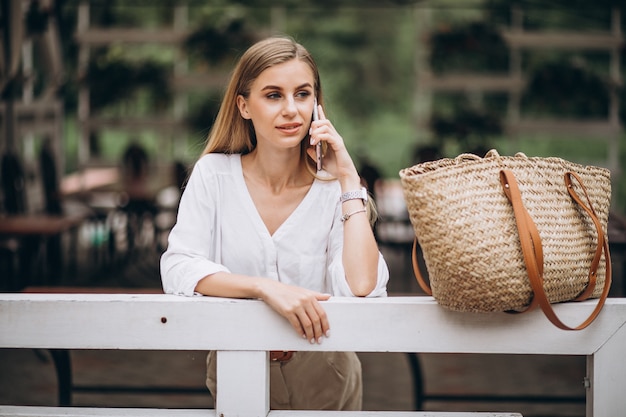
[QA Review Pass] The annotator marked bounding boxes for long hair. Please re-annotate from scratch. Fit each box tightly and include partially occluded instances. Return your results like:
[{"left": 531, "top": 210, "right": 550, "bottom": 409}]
[
  {"left": 201, "top": 36, "right": 322, "bottom": 159},
  {"left": 200, "top": 36, "right": 377, "bottom": 225}
]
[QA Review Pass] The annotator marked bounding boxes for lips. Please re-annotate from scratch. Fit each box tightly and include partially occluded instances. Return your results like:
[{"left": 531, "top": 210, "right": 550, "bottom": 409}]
[{"left": 277, "top": 123, "right": 302, "bottom": 134}]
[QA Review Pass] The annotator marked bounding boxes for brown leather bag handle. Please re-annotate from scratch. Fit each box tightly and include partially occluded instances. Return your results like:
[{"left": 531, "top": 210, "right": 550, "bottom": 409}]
[
  {"left": 499, "top": 169, "right": 611, "bottom": 330},
  {"left": 412, "top": 238, "right": 432, "bottom": 296}
]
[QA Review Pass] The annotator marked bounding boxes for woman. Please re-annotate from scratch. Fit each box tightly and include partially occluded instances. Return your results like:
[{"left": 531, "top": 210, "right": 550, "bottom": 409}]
[{"left": 160, "top": 36, "right": 389, "bottom": 410}]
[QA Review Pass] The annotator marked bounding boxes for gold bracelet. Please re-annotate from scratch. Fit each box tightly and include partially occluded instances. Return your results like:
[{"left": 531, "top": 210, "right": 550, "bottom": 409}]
[{"left": 341, "top": 208, "right": 367, "bottom": 223}]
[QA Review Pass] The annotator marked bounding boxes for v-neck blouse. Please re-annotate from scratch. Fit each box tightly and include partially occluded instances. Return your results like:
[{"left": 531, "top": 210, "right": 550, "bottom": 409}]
[{"left": 160, "top": 153, "right": 389, "bottom": 297}]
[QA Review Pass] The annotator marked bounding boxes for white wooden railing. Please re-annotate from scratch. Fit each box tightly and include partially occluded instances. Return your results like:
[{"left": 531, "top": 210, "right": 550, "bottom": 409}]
[{"left": 1, "top": 294, "right": 626, "bottom": 417}]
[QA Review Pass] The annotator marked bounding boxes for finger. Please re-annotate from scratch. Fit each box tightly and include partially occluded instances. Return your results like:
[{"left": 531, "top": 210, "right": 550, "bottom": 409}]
[
  {"left": 297, "top": 310, "right": 315, "bottom": 343},
  {"left": 303, "top": 297, "right": 330, "bottom": 343},
  {"left": 303, "top": 304, "right": 324, "bottom": 343},
  {"left": 309, "top": 123, "right": 325, "bottom": 145},
  {"left": 285, "top": 313, "right": 307, "bottom": 339},
  {"left": 301, "top": 296, "right": 327, "bottom": 343},
  {"left": 313, "top": 293, "right": 331, "bottom": 337},
  {"left": 311, "top": 302, "right": 330, "bottom": 341},
  {"left": 315, "top": 293, "right": 332, "bottom": 301},
  {"left": 318, "top": 104, "right": 326, "bottom": 120}
]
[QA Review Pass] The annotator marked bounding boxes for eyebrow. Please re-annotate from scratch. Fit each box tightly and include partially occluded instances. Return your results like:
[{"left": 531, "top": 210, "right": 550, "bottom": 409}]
[{"left": 261, "top": 83, "right": 313, "bottom": 92}]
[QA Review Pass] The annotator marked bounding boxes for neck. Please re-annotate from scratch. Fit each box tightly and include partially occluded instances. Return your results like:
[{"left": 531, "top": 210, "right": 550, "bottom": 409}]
[{"left": 242, "top": 148, "right": 311, "bottom": 194}]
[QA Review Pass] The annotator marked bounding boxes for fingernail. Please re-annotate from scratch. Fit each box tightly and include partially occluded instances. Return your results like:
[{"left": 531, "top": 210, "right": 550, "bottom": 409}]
[
  {"left": 309, "top": 136, "right": 314, "bottom": 145},
  {"left": 317, "top": 337, "right": 323, "bottom": 345},
  {"left": 310, "top": 338, "right": 316, "bottom": 344},
  {"left": 302, "top": 334, "right": 307, "bottom": 339},
  {"left": 325, "top": 330, "right": 331, "bottom": 338}
]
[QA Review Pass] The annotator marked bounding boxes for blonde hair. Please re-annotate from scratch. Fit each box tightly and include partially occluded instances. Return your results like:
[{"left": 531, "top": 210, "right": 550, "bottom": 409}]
[
  {"left": 201, "top": 36, "right": 322, "bottom": 161},
  {"left": 201, "top": 36, "right": 377, "bottom": 225}
]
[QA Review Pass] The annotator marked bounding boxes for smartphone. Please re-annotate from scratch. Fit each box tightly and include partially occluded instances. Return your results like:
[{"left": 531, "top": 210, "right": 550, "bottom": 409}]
[{"left": 313, "top": 98, "right": 322, "bottom": 171}]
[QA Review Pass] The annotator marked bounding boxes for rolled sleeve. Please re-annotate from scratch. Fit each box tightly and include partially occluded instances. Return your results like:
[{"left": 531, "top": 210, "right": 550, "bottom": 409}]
[
  {"left": 161, "top": 251, "right": 230, "bottom": 296},
  {"left": 160, "top": 156, "right": 231, "bottom": 296}
]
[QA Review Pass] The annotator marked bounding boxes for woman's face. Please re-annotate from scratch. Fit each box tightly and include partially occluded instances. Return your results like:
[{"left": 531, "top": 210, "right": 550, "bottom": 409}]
[{"left": 237, "top": 59, "right": 316, "bottom": 152}]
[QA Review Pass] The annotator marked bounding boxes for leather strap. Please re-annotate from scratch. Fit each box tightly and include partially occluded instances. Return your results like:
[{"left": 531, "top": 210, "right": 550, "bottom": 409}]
[
  {"left": 270, "top": 351, "right": 295, "bottom": 362},
  {"left": 499, "top": 169, "right": 611, "bottom": 330},
  {"left": 412, "top": 238, "right": 432, "bottom": 296}
]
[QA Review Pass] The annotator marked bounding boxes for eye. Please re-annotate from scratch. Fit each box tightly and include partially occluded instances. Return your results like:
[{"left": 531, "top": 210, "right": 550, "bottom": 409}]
[
  {"left": 266, "top": 92, "right": 281, "bottom": 99},
  {"left": 296, "top": 90, "right": 312, "bottom": 99}
]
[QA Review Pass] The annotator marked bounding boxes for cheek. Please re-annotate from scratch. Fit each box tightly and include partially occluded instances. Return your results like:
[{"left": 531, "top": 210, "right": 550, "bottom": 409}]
[{"left": 251, "top": 105, "right": 281, "bottom": 125}]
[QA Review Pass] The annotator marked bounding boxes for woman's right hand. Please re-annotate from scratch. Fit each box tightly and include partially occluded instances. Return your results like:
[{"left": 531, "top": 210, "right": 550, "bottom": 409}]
[
  {"left": 257, "top": 280, "right": 331, "bottom": 344},
  {"left": 194, "top": 272, "right": 331, "bottom": 344}
]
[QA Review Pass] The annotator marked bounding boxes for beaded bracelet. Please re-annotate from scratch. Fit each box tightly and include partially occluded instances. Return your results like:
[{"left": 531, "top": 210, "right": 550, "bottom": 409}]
[{"left": 341, "top": 208, "right": 367, "bottom": 223}]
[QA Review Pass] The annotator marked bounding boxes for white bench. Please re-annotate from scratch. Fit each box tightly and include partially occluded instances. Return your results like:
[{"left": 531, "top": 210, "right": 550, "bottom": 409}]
[{"left": 1, "top": 294, "right": 625, "bottom": 417}]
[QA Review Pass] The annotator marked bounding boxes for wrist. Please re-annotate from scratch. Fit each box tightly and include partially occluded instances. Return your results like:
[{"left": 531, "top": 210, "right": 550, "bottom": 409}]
[
  {"left": 340, "top": 187, "right": 368, "bottom": 206},
  {"left": 338, "top": 172, "right": 362, "bottom": 191},
  {"left": 251, "top": 276, "right": 271, "bottom": 300}
]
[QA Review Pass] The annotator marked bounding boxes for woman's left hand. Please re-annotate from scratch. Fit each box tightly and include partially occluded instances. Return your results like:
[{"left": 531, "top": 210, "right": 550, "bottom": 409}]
[{"left": 307, "top": 105, "right": 359, "bottom": 181}]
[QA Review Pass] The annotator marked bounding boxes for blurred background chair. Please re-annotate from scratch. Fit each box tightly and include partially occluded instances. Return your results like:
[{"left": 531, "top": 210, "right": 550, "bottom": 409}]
[{"left": 1, "top": 151, "right": 30, "bottom": 291}]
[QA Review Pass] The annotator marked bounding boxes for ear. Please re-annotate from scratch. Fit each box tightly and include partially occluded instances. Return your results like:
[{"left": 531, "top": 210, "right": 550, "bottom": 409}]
[{"left": 236, "top": 95, "right": 251, "bottom": 120}]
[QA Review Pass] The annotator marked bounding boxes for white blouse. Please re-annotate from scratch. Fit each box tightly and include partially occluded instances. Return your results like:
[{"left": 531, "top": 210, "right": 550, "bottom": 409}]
[{"left": 160, "top": 153, "right": 389, "bottom": 297}]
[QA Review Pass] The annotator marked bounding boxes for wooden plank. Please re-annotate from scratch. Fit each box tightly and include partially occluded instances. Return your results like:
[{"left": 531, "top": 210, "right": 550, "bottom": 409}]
[
  {"left": 0, "top": 100, "right": 63, "bottom": 115},
  {"left": 502, "top": 31, "right": 623, "bottom": 50},
  {"left": 2, "top": 294, "right": 624, "bottom": 416},
  {"left": 507, "top": 119, "right": 621, "bottom": 137},
  {"left": 0, "top": 407, "right": 212, "bottom": 416},
  {"left": 418, "top": 73, "right": 525, "bottom": 92},
  {"left": 86, "top": 117, "right": 188, "bottom": 132},
  {"left": 0, "top": 406, "right": 522, "bottom": 417},
  {"left": 1, "top": 294, "right": 626, "bottom": 355},
  {"left": 0, "top": 213, "right": 86, "bottom": 236},
  {"left": 271, "top": 413, "right": 522, "bottom": 417},
  {"left": 170, "top": 73, "right": 229, "bottom": 91},
  {"left": 586, "top": 321, "right": 626, "bottom": 416},
  {"left": 75, "top": 29, "right": 189, "bottom": 45},
  {"left": 15, "top": 121, "right": 61, "bottom": 136},
  {"left": 216, "top": 351, "right": 269, "bottom": 417}
]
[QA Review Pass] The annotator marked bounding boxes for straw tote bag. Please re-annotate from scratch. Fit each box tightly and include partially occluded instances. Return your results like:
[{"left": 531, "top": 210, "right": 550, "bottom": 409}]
[{"left": 399, "top": 149, "right": 612, "bottom": 330}]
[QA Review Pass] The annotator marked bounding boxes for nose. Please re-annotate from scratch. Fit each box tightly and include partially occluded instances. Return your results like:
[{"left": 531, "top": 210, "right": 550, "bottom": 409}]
[{"left": 282, "top": 97, "right": 297, "bottom": 117}]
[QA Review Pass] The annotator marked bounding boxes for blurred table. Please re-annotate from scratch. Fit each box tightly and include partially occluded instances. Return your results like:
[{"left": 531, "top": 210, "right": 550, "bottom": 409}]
[
  {"left": 0, "top": 213, "right": 87, "bottom": 289},
  {"left": 0, "top": 213, "right": 86, "bottom": 236},
  {"left": 60, "top": 167, "right": 120, "bottom": 196}
]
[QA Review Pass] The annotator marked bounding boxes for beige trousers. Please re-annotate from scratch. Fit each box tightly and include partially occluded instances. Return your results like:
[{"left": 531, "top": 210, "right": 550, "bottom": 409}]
[{"left": 206, "top": 350, "right": 362, "bottom": 410}]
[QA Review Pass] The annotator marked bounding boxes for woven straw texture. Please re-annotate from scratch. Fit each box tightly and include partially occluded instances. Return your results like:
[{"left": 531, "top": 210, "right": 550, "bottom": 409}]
[{"left": 399, "top": 150, "right": 611, "bottom": 312}]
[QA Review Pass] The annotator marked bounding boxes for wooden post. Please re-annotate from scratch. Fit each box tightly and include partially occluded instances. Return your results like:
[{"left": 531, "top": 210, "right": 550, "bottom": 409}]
[
  {"left": 586, "top": 308, "right": 626, "bottom": 416},
  {"left": 216, "top": 351, "right": 269, "bottom": 417}
]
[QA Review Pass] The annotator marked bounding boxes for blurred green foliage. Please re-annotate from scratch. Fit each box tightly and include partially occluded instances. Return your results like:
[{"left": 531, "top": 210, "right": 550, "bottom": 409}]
[
  {"left": 522, "top": 61, "right": 610, "bottom": 118},
  {"left": 85, "top": 53, "right": 172, "bottom": 112},
  {"left": 44, "top": 1, "right": 626, "bottom": 209},
  {"left": 429, "top": 22, "right": 509, "bottom": 73}
]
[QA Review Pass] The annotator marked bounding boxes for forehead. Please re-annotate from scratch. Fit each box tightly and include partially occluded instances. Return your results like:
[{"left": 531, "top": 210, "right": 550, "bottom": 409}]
[{"left": 251, "top": 59, "right": 314, "bottom": 90}]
